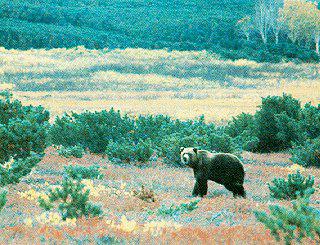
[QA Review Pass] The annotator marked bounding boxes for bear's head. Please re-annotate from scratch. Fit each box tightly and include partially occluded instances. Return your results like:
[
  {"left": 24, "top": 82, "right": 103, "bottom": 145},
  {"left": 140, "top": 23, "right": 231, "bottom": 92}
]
[{"left": 180, "top": 147, "right": 198, "bottom": 167}]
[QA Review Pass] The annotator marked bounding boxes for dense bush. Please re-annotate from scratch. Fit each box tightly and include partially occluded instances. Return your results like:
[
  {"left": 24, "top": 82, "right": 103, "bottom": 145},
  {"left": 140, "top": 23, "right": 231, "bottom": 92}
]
[
  {"left": 0, "top": 91, "right": 49, "bottom": 164},
  {"left": 225, "top": 113, "right": 259, "bottom": 151},
  {"left": 207, "top": 133, "right": 237, "bottom": 153},
  {"left": 49, "top": 94, "right": 319, "bottom": 166},
  {"left": 268, "top": 171, "right": 315, "bottom": 200},
  {"left": 106, "top": 139, "right": 154, "bottom": 163},
  {"left": 64, "top": 165, "right": 103, "bottom": 180},
  {"left": 39, "top": 178, "right": 103, "bottom": 220},
  {"left": 225, "top": 113, "right": 255, "bottom": 138},
  {"left": 0, "top": 152, "right": 43, "bottom": 187},
  {"left": 57, "top": 145, "right": 85, "bottom": 158},
  {"left": 227, "top": 94, "right": 306, "bottom": 153},
  {"left": 51, "top": 111, "right": 221, "bottom": 165},
  {"left": 221, "top": 41, "right": 320, "bottom": 63},
  {"left": 50, "top": 108, "right": 134, "bottom": 153},
  {"left": 290, "top": 137, "right": 320, "bottom": 168},
  {"left": 133, "top": 114, "right": 175, "bottom": 143},
  {"left": 255, "top": 94, "right": 303, "bottom": 152},
  {"left": 255, "top": 189, "right": 320, "bottom": 244},
  {"left": 0, "top": 190, "right": 7, "bottom": 211},
  {"left": 300, "top": 103, "right": 320, "bottom": 140}
]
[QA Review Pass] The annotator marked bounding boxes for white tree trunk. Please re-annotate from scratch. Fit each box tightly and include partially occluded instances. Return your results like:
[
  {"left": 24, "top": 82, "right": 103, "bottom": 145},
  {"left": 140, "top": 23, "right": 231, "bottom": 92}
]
[
  {"left": 275, "top": 32, "right": 279, "bottom": 44},
  {"left": 315, "top": 35, "right": 320, "bottom": 54}
]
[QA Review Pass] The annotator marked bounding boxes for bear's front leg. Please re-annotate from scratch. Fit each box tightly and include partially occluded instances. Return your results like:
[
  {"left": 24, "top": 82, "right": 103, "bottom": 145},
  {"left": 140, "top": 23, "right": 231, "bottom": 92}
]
[{"left": 192, "top": 179, "right": 208, "bottom": 197}]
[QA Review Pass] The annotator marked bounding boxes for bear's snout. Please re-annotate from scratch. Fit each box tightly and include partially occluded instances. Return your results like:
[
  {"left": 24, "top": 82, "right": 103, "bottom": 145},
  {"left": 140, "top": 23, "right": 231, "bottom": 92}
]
[{"left": 181, "top": 153, "right": 190, "bottom": 165}]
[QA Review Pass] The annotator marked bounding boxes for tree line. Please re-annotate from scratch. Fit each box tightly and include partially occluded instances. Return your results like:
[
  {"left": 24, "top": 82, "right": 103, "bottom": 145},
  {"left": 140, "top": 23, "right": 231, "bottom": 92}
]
[{"left": 237, "top": 0, "right": 320, "bottom": 54}]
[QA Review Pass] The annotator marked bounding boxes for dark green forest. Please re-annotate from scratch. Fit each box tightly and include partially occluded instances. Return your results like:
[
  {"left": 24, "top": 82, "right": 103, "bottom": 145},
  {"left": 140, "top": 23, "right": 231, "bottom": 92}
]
[{"left": 0, "top": 0, "right": 319, "bottom": 62}]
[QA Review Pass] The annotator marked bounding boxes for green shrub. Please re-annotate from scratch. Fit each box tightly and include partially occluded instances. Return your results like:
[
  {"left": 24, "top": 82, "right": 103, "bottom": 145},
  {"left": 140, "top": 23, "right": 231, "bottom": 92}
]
[
  {"left": 154, "top": 199, "right": 200, "bottom": 217},
  {"left": 255, "top": 94, "right": 303, "bottom": 152},
  {"left": 50, "top": 108, "right": 134, "bottom": 154},
  {"left": 268, "top": 171, "right": 315, "bottom": 200},
  {"left": 134, "top": 139, "right": 154, "bottom": 162},
  {"left": 254, "top": 189, "right": 320, "bottom": 244},
  {"left": 0, "top": 190, "right": 7, "bottom": 211},
  {"left": 300, "top": 102, "right": 320, "bottom": 139},
  {"left": 225, "top": 112, "right": 259, "bottom": 152},
  {"left": 0, "top": 92, "right": 49, "bottom": 164},
  {"left": 57, "top": 145, "right": 85, "bottom": 158},
  {"left": 106, "top": 139, "right": 154, "bottom": 163},
  {"left": 275, "top": 112, "right": 305, "bottom": 149},
  {"left": 64, "top": 165, "right": 103, "bottom": 180},
  {"left": 225, "top": 113, "right": 255, "bottom": 138},
  {"left": 134, "top": 114, "right": 175, "bottom": 142},
  {"left": 38, "top": 178, "right": 103, "bottom": 220},
  {"left": 0, "top": 153, "right": 42, "bottom": 187},
  {"left": 207, "top": 133, "right": 237, "bottom": 153},
  {"left": 290, "top": 137, "right": 320, "bottom": 168}
]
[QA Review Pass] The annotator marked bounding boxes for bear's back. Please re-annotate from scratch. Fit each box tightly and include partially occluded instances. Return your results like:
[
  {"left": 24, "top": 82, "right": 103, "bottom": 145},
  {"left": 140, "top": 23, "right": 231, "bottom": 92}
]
[{"left": 200, "top": 151, "right": 244, "bottom": 184}]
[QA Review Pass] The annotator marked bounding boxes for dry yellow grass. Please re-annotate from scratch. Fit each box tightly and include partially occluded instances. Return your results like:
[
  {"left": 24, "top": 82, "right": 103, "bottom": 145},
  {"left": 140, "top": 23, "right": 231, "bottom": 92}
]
[
  {"left": 0, "top": 46, "right": 319, "bottom": 122},
  {"left": 15, "top": 81, "right": 320, "bottom": 123}
]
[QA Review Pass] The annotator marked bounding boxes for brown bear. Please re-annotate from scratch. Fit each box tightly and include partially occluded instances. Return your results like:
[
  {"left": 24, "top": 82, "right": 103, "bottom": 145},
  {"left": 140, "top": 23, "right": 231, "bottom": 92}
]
[{"left": 180, "top": 147, "right": 246, "bottom": 198}]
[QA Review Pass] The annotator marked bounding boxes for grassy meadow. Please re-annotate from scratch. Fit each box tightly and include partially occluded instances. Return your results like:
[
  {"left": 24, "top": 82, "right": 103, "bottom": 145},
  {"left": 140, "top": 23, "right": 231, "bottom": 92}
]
[{"left": 0, "top": 47, "right": 319, "bottom": 122}]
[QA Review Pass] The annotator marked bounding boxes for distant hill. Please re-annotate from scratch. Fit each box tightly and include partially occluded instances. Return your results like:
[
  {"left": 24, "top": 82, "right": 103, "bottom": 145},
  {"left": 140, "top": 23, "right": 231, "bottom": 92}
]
[
  {"left": 0, "top": 0, "right": 253, "bottom": 49},
  {"left": 0, "top": 0, "right": 318, "bottom": 62}
]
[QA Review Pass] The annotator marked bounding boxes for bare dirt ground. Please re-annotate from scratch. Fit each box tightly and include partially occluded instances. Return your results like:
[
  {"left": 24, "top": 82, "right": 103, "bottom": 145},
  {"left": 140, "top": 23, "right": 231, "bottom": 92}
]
[{"left": 0, "top": 147, "right": 319, "bottom": 244}]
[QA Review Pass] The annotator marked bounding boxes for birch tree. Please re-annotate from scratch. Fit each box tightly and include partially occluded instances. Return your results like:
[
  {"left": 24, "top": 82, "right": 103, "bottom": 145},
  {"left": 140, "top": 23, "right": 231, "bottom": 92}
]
[
  {"left": 254, "top": 0, "right": 272, "bottom": 44},
  {"left": 269, "top": 0, "right": 285, "bottom": 44},
  {"left": 236, "top": 16, "right": 254, "bottom": 41},
  {"left": 309, "top": 2, "right": 320, "bottom": 54}
]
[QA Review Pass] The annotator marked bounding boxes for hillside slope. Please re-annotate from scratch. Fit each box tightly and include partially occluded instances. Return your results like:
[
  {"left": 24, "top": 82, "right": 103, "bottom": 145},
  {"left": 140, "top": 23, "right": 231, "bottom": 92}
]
[{"left": 0, "top": 0, "right": 253, "bottom": 50}]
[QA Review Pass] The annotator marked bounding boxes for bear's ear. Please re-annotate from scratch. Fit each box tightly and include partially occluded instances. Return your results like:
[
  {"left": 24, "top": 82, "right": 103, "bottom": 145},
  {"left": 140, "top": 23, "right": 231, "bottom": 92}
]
[
  {"left": 180, "top": 147, "right": 184, "bottom": 153},
  {"left": 193, "top": 147, "right": 198, "bottom": 154}
]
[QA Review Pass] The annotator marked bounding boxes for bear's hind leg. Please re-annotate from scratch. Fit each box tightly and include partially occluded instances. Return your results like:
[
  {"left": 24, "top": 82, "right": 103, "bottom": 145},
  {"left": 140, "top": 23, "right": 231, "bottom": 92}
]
[
  {"left": 234, "top": 184, "right": 246, "bottom": 198},
  {"left": 224, "top": 183, "right": 246, "bottom": 198}
]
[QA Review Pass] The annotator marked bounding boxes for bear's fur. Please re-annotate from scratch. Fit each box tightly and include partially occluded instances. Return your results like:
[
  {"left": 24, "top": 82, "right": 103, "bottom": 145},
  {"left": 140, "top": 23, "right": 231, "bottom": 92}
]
[{"left": 180, "top": 147, "right": 246, "bottom": 198}]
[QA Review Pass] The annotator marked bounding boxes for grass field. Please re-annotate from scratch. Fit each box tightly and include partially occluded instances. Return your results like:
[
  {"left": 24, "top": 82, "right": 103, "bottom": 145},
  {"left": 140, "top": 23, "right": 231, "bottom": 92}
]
[
  {"left": 0, "top": 147, "right": 319, "bottom": 244},
  {"left": 0, "top": 47, "right": 319, "bottom": 122}
]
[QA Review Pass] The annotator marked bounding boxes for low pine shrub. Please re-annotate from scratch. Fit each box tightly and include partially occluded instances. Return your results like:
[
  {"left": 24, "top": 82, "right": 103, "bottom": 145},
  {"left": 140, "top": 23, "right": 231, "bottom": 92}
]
[
  {"left": 155, "top": 199, "right": 200, "bottom": 217},
  {"left": 207, "top": 133, "right": 237, "bottom": 153},
  {"left": 0, "top": 190, "right": 7, "bottom": 211},
  {"left": 254, "top": 189, "right": 320, "bottom": 244},
  {"left": 255, "top": 94, "right": 303, "bottom": 152},
  {"left": 134, "top": 139, "right": 154, "bottom": 162},
  {"left": 50, "top": 108, "right": 134, "bottom": 153},
  {"left": 268, "top": 171, "right": 315, "bottom": 200},
  {"left": 0, "top": 91, "right": 49, "bottom": 164},
  {"left": 134, "top": 114, "right": 175, "bottom": 142},
  {"left": 106, "top": 139, "right": 154, "bottom": 163},
  {"left": 225, "top": 113, "right": 255, "bottom": 138},
  {"left": 290, "top": 137, "right": 320, "bottom": 168},
  {"left": 300, "top": 102, "right": 320, "bottom": 139},
  {"left": 57, "top": 145, "right": 85, "bottom": 158},
  {"left": 64, "top": 165, "right": 103, "bottom": 180},
  {"left": 225, "top": 112, "right": 259, "bottom": 152},
  {"left": 0, "top": 153, "right": 42, "bottom": 187},
  {"left": 38, "top": 178, "right": 103, "bottom": 220}
]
